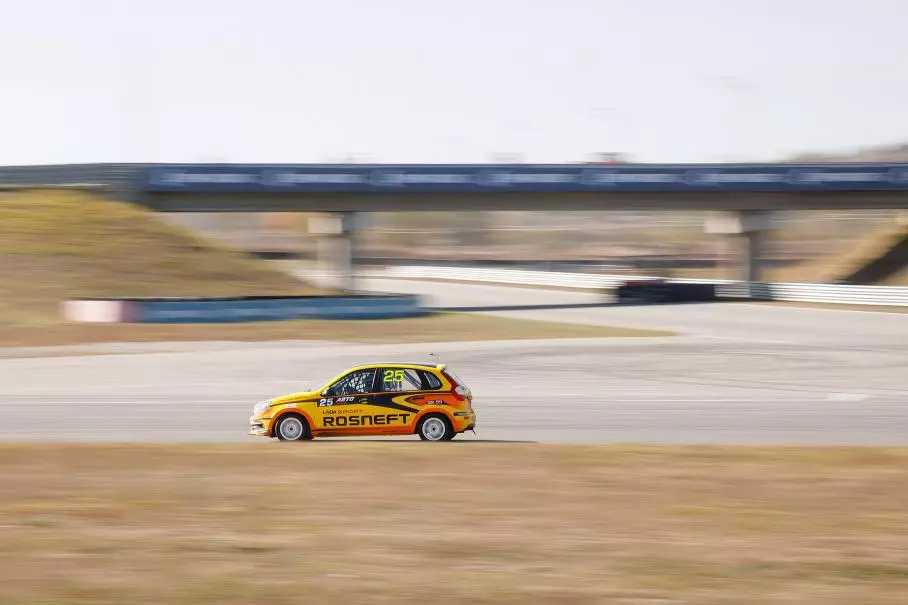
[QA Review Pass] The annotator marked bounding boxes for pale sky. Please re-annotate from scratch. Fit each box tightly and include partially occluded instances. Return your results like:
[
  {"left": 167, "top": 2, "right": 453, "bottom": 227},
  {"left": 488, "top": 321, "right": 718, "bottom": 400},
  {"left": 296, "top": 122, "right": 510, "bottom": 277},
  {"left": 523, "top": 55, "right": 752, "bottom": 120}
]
[{"left": 2, "top": 0, "right": 907, "bottom": 165}]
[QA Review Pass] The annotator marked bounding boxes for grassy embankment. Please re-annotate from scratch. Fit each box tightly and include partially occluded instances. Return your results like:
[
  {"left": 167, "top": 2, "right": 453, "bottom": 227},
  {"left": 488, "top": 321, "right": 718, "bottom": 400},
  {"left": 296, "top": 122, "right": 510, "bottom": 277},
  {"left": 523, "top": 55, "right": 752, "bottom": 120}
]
[
  {"left": 1, "top": 444, "right": 906, "bottom": 604},
  {"left": 785, "top": 222, "right": 908, "bottom": 285},
  {"left": 0, "top": 192, "right": 670, "bottom": 346}
]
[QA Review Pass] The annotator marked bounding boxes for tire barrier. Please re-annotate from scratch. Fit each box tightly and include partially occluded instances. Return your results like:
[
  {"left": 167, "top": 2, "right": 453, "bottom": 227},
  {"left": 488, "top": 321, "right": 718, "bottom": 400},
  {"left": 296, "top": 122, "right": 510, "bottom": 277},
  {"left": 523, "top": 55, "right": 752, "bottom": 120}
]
[
  {"left": 63, "top": 294, "right": 427, "bottom": 324},
  {"left": 614, "top": 280, "right": 719, "bottom": 305}
]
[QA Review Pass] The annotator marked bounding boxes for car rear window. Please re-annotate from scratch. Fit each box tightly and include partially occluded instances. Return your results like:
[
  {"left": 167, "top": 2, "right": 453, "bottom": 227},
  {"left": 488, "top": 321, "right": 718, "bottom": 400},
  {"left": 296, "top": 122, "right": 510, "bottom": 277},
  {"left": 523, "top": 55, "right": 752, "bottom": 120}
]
[{"left": 443, "top": 367, "right": 467, "bottom": 388}]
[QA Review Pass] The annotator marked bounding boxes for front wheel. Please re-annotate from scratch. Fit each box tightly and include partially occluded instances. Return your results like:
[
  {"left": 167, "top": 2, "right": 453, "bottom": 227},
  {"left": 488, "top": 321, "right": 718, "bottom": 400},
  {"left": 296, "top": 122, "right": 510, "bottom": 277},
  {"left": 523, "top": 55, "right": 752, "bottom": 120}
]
[
  {"left": 417, "top": 414, "right": 455, "bottom": 441},
  {"left": 275, "top": 415, "right": 311, "bottom": 441}
]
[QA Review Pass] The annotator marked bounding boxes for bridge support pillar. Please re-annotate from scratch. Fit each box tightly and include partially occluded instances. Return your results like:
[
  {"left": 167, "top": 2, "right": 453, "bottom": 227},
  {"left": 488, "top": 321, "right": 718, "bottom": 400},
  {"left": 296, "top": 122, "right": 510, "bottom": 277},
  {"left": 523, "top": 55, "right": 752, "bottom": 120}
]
[
  {"left": 309, "top": 213, "right": 359, "bottom": 292},
  {"left": 705, "top": 210, "right": 772, "bottom": 282}
]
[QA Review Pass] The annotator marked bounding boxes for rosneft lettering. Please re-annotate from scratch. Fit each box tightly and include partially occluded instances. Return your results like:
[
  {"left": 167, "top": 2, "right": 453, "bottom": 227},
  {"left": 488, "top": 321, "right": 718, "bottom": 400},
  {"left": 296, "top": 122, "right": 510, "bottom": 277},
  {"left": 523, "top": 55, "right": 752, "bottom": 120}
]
[{"left": 323, "top": 414, "right": 411, "bottom": 428}]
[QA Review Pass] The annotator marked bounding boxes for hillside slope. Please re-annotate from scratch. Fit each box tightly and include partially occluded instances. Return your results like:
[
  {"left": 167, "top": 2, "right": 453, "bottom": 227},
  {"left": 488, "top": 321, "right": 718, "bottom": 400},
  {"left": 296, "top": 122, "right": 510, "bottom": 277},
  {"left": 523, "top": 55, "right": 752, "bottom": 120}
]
[
  {"left": 0, "top": 191, "right": 324, "bottom": 328},
  {"left": 879, "top": 267, "right": 908, "bottom": 285},
  {"left": 796, "top": 224, "right": 908, "bottom": 284},
  {"left": 839, "top": 225, "right": 908, "bottom": 285}
]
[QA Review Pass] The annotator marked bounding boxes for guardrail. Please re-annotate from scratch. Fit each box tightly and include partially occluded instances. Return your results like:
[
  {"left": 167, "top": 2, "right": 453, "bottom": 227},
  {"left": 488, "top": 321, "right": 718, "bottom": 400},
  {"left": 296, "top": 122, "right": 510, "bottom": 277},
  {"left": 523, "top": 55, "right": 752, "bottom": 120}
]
[
  {"left": 379, "top": 266, "right": 908, "bottom": 307},
  {"left": 0, "top": 163, "right": 140, "bottom": 188},
  {"left": 63, "top": 294, "right": 427, "bottom": 323}
]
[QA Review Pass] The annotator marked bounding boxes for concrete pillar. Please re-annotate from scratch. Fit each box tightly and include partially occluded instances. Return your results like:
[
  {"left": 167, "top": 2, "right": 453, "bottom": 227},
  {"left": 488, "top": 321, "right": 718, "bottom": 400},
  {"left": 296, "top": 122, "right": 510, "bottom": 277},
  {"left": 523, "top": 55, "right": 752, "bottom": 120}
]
[
  {"left": 345, "top": 212, "right": 373, "bottom": 291},
  {"left": 705, "top": 210, "right": 772, "bottom": 282},
  {"left": 309, "top": 213, "right": 358, "bottom": 292},
  {"left": 336, "top": 234, "right": 355, "bottom": 292},
  {"left": 740, "top": 228, "right": 764, "bottom": 283}
]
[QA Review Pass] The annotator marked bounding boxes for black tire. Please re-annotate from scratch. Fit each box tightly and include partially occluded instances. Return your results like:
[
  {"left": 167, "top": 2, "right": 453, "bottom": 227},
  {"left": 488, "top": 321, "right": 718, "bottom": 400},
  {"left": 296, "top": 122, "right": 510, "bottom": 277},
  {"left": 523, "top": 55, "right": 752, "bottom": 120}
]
[
  {"left": 416, "top": 414, "right": 455, "bottom": 441},
  {"left": 275, "top": 414, "right": 312, "bottom": 441}
]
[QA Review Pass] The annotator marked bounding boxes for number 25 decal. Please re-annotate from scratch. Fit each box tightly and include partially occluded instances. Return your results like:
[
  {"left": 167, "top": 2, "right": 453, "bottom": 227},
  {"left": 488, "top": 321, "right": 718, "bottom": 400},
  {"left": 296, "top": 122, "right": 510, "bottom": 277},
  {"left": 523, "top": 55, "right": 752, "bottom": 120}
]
[{"left": 383, "top": 369, "right": 405, "bottom": 383}]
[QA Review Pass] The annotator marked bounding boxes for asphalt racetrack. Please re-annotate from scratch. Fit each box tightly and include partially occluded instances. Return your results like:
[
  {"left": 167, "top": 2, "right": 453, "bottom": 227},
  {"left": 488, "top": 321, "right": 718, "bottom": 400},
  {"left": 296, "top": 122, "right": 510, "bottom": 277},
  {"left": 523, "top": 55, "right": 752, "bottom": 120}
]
[{"left": 1, "top": 278, "right": 906, "bottom": 444}]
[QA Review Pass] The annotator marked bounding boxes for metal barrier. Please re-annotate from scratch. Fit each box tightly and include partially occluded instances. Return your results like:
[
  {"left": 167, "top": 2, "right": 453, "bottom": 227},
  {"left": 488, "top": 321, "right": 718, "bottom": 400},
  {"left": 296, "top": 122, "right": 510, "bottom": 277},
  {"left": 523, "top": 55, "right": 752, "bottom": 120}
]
[
  {"left": 380, "top": 266, "right": 908, "bottom": 307},
  {"left": 63, "top": 294, "right": 427, "bottom": 323},
  {"left": 742, "top": 282, "right": 908, "bottom": 306}
]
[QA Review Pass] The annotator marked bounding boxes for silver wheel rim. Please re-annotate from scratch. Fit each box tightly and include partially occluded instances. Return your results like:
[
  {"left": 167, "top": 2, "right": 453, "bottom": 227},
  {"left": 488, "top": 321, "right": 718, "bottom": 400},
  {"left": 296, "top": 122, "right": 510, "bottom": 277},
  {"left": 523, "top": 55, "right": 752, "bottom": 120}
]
[
  {"left": 279, "top": 417, "right": 304, "bottom": 440},
  {"left": 422, "top": 417, "right": 446, "bottom": 441}
]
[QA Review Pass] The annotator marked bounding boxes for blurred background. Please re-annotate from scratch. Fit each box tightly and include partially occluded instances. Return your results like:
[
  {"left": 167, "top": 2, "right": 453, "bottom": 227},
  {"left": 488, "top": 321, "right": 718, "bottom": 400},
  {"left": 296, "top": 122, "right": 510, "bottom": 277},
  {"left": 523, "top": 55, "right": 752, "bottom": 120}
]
[
  {"left": 165, "top": 146, "right": 908, "bottom": 285},
  {"left": 3, "top": 2, "right": 908, "bottom": 604},
  {"left": 4, "top": 0, "right": 908, "bottom": 288}
]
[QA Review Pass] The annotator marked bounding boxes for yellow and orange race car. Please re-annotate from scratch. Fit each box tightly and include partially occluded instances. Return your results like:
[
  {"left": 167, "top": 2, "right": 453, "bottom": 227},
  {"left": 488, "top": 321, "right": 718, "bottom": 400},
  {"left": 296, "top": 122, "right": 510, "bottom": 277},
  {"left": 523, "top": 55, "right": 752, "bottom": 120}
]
[{"left": 249, "top": 362, "right": 476, "bottom": 441}]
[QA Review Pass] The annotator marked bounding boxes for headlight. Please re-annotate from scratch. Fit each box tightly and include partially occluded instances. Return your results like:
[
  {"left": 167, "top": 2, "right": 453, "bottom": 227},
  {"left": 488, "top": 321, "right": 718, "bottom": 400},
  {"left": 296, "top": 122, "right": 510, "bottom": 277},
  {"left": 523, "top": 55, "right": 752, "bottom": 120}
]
[{"left": 253, "top": 400, "right": 272, "bottom": 414}]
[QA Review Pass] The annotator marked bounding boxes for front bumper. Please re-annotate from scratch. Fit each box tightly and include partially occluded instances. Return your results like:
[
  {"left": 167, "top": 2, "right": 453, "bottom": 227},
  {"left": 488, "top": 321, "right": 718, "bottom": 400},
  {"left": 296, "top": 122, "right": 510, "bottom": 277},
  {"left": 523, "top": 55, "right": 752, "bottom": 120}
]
[{"left": 249, "top": 415, "right": 273, "bottom": 437}]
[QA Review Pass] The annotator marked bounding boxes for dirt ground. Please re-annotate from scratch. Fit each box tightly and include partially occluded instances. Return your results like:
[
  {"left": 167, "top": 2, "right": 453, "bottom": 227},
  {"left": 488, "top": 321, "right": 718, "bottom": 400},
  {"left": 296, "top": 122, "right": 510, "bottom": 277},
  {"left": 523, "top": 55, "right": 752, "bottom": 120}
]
[
  {"left": 0, "top": 313, "right": 670, "bottom": 349},
  {"left": 2, "top": 444, "right": 906, "bottom": 605}
]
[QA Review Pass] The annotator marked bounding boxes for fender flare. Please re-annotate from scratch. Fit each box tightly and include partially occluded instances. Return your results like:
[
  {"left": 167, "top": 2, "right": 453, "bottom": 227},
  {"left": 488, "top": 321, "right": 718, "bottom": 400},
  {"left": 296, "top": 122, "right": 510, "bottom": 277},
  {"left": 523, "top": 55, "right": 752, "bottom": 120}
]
[
  {"left": 269, "top": 408, "right": 315, "bottom": 436},
  {"left": 412, "top": 408, "right": 456, "bottom": 431}
]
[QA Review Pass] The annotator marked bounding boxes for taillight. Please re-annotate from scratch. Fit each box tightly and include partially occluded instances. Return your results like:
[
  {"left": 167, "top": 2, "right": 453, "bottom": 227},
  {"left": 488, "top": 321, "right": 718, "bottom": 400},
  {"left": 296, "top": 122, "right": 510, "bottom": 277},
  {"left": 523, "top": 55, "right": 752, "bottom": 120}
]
[{"left": 443, "top": 370, "right": 467, "bottom": 401}]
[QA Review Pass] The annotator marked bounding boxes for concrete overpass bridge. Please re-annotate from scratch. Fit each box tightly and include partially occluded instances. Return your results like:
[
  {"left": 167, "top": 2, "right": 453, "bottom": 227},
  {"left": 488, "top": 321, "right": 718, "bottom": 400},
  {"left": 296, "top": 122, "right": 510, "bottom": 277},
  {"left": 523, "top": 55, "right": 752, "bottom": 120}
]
[{"left": 3, "top": 162, "right": 908, "bottom": 283}]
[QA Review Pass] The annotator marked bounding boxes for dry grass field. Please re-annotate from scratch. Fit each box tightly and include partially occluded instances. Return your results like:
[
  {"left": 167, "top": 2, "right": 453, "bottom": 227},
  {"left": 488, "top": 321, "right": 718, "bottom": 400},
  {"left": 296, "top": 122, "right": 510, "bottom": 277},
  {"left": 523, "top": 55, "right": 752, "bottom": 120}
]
[
  {"left": 1, "top": 444, "right": 906, "bottom": 604},
  {"left": 0, "top": 191, "right": 327, "bottom": 330}
]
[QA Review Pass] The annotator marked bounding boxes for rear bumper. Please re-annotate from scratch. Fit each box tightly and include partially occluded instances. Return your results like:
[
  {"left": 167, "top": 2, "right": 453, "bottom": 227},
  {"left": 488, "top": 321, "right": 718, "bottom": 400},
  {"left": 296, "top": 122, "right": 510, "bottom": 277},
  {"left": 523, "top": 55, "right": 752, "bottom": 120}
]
[{"left": 453, "top": 411, "right": 476, "bottom": 432}]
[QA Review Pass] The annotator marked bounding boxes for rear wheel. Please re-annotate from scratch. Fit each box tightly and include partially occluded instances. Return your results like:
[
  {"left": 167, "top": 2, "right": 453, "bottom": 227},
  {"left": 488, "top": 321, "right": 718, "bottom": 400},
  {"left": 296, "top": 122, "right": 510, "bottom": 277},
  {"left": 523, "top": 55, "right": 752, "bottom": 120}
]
[
  {"left": 417, "top": 414, "right": 454, "bottom": 441},
  {"left": 275, "top": 415, "right": 311, "bottom": 441}
]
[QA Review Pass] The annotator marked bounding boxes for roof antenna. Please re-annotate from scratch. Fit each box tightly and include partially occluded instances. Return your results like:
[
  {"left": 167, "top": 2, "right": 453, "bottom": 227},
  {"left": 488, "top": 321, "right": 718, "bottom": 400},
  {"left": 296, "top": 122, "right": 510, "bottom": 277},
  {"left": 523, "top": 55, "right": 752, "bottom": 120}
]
[{"left": 429, "top": 352, "right": 441, "bottom": 364}]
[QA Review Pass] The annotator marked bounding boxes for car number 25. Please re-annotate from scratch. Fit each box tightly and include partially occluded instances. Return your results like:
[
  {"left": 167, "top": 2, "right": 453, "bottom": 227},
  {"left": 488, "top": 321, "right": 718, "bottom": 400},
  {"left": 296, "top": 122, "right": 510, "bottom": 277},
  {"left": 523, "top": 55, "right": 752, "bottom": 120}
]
[
  {"left": 383, "top": 369, "right": 405, "bottom": 382},
  {"left": 319, "top": 396, "right": 356, "bottom": 407}
]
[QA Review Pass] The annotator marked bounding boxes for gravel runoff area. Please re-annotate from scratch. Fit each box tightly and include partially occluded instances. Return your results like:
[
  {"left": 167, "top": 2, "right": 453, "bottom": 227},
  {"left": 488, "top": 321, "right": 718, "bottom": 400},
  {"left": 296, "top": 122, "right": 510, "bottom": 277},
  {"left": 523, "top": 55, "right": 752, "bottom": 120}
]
[{"left": 1, "top": 279, "right": 906, "bottom": 445}]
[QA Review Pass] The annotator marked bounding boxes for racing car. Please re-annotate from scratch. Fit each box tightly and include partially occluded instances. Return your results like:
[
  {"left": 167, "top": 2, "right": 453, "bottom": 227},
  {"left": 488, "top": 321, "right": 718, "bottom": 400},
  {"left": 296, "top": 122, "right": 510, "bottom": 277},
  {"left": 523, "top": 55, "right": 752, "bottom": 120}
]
[{"left": 249, "top": 362, "right": 475, "bottom": 441}]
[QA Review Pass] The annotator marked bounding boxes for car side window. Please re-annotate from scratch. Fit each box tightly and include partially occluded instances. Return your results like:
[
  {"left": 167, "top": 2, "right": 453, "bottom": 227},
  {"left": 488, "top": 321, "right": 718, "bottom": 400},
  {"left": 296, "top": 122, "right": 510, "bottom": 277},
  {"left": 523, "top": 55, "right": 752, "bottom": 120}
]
[
  {"left": 379, "top": 368, "right": 424, "bottom": 392},
  {"left": 326, "top": 369, "right": 377, "bottom": 396},
  {"left": 418, "top": 370, "right": 443, "bottom": 390}
]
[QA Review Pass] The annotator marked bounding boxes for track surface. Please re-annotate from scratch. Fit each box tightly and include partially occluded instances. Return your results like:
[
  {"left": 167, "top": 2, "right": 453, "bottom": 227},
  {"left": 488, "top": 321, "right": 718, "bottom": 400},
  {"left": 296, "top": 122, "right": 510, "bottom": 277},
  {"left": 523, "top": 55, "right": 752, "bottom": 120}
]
[{"left": 1, "top": 278, "right": 906, "bottom": 444}]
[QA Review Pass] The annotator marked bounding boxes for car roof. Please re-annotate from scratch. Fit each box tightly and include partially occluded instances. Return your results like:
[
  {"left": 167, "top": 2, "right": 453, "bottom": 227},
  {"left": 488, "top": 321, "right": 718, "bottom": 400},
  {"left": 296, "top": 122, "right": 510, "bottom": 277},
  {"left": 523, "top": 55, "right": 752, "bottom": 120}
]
[{"left": 352, "top": 362, "right": 445, "bottom": 370}]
